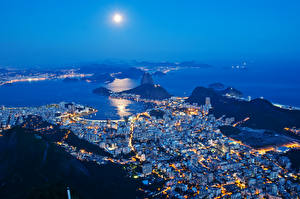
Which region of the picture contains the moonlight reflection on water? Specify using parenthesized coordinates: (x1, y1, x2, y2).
(109, 97, 133, 118)
(107, 78, 139, 118)
(107, 78, 138, 92)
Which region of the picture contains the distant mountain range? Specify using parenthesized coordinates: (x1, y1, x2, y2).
(76, 61, 211, 83)
(208, 82, 225, 90)
(132, 61, 211, 68)
(78, 64, 144, 83)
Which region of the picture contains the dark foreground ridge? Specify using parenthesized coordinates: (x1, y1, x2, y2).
(0, 127, 138, 199)
(187, 86, 300, 134)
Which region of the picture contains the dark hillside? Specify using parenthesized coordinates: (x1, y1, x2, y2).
(0, 127, 138, 199)
(187, 86, 300, 133)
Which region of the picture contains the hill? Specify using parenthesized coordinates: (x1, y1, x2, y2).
(187, 86, 300, 134)
(92, 72, 171, 100)
(0, 127, 138, 199)
(221, 87, 243, 98)
(120, 72, 171, 100)
(208, 82, 225, 90)
(121, 84, 171, 100)
(140, 72, 154, 85)
(92, 86, 112, 96)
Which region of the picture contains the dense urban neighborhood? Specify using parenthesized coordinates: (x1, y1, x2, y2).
(1, 96, 299, 198)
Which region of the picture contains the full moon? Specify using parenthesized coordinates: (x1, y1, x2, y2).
(113, 13, 123, 24)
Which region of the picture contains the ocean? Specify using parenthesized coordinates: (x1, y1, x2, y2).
(0, 78, 144, 120)
(0, 65, 299, 119)
(154, 65, 300, 107)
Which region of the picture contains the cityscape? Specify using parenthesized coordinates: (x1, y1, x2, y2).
(0, 1, 300, 199)
(1, 86, 300, 198)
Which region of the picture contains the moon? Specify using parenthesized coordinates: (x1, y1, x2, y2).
(113, 13, 123, 24)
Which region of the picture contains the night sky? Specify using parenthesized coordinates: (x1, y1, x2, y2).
(0, 0, 300, 65)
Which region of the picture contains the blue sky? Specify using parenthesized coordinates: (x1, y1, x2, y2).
(0, 0, 300, 66)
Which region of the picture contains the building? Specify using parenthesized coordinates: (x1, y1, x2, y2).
(205, 97, 211, 106)
(142, 163, 152, 176)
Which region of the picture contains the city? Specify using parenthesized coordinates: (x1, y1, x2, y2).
(1, 1, 300, 198)
(1, 95, 299, 198)
(0, 68, 92, 86)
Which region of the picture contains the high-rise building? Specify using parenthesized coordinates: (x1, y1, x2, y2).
(248, 96, 252, 101)
(205, 97, 211, 106)
(140, 154, 146, 162)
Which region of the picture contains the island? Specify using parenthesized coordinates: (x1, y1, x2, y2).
(92, 86, 112, 96)
(120, 72, 171, 100)
(92, 72, 171, 100)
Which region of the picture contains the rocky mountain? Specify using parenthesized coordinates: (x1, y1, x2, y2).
(121, 84, 171, 100)
(120, 73, 171, 100)
(140, 72, 154, 85)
